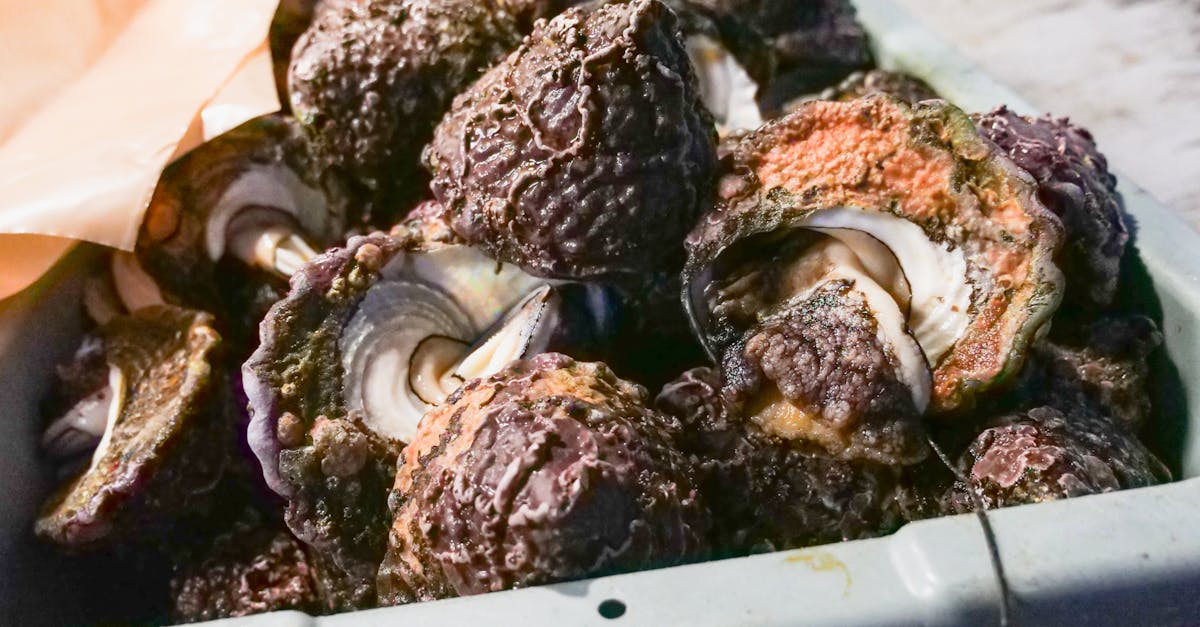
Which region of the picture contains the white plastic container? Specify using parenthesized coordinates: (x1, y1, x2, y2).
(3, 1, 1198, 624)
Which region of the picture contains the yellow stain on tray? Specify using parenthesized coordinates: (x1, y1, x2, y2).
(786, 551, 852, 596)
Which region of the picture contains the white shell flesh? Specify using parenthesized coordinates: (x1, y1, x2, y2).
(88, 366, 126, 471)
(409, 336, 470, 406)
(228, 223, 320, 277)
(824, 261, 932, 414)
(800, 207, 972, 365)
(40, 366, 123, 460)
(340, 281, 473, 443)
(453, 286, 556, 383)
(686, 35, 764, 134)
(340, 247, 549, 443)
(111, 252, 165, 313)
(204, 165, 326, 263)
(806, 227, 913, 315)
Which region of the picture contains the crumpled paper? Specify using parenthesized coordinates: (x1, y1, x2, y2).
(0, 0, 281, 300)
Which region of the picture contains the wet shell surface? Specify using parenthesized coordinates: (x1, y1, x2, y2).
(656, 367, 904, 554)
(243, 228, 620, 605)
(288, 0, 524, 223)
(378, 354, 708, 604)
(685, 96, 1065, 414)
(426, 0, 718, 280)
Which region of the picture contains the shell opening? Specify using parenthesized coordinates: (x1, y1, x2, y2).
(41, 366, 126, 471)
(409, 336, 470, 406)
(227, 217, 320, 277)
(339, 247, 555, 443)
(205, 165, 327, 277)
(729, 237, 932, 460)
(451, 286, 557, 384)
(768, 237, 931, 413)
(705, 230, 933, 441)
(798, 207, 972, 366)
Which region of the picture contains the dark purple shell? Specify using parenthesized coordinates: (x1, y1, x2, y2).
(687, 0, 873, 106)
(1010, 316, 1162, 432)
(656, 368, 903, 555)
(378, 354, 708, 604)
(288, 0, 523, 223)
(426, 0, 717, 280)
(975, 106, 1127, 309)
(497, 0, 592, 31)
(170, 514, 319, 622)
(947, 406, 1168, 511)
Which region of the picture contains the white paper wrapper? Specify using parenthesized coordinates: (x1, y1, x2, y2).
(0, 0, 281, 300)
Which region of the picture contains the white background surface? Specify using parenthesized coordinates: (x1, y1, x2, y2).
(892, 0, 1200, 226)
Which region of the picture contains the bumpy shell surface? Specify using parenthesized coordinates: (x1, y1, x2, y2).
(947, 406, 1168, 511)
(378, 354, 708, 604)
(1010, 316, 1162, 432)
(170, 514, 319, 623)
(242, 232, 404, 608)
(686, 96, 1065, 413)
(36, 307, 228, 549)
(288, 0, 523, 222)
(426, 0, 718, 280)
(975, 107, 1127, 310)
(656, 368, 903, 555)
(497, 0, 592, 31)
(136, 115, 339, 336)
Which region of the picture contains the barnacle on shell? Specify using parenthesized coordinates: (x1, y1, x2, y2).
(426, 0, 718, 280)
(378, 354, 708, 604)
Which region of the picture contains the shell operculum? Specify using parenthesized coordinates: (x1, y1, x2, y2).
(754, 235, 932, 414)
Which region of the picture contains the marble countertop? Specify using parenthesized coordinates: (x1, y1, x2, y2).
(892, 0, 1200, 227)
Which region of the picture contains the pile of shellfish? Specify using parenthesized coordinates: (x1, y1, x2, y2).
(34, 0, 1172, 621)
